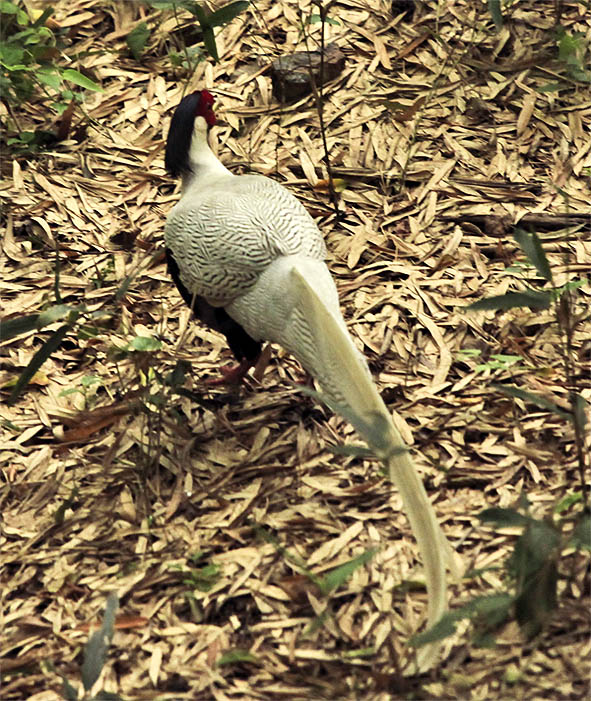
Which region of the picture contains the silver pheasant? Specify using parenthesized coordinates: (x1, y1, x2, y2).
(164, 90, 459, 670)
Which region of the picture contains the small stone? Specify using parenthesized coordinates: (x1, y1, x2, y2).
(271, 43, 345, 101)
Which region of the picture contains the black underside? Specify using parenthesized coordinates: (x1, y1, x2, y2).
(165, 248, 261, 362)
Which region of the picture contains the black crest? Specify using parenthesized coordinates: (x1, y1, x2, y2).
(164, 92, 201, 178)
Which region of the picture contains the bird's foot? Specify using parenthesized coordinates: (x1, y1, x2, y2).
(204, 346, 271, 387)
(204, 358, 255, 387)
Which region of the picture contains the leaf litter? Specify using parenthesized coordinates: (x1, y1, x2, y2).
(0, 0, 590, 699)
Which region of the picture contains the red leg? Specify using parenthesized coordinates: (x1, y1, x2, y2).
(204, 345, 272, 387)
(204, 357, 256, 386)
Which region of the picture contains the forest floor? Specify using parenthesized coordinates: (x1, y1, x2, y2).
(1, 1, 590, 699)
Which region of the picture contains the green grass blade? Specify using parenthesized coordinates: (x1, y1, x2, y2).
(513, 229, 553, 283)
(488, 0, 503, 29)
(492, 383, 572, 420)
(479, 507, 531, 527)
(81, 593, 119, 691)
(9, 323, 71, 402)
(467, 290, 551, 311)
(0, 314, 41, 342)
(319, 548, 377, 594)
(127, 22, 150, 61)
(208, 1, 249, 27)
(61, 68, 104, 92)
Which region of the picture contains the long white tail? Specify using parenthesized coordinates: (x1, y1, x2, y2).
(291, 267, 459, 671)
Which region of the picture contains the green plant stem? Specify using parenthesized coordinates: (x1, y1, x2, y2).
(53, 239, 62, 304)
(302, 2, 340, 220)
(172, 2, 196, 92)
(557, 288, 588, 504)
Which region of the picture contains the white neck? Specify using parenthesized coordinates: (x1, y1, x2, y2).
(182, 116, 233, 191)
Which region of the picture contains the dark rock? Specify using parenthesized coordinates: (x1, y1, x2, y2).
(271, 43, 345, 101)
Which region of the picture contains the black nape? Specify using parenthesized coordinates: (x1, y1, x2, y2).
(164, 92, 201, 178)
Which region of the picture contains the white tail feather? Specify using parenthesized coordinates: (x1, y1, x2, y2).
(291, 267, 459, 671)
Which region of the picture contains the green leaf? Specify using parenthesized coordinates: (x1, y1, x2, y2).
(514, 556, 558, 637)
(192, 3, 209, 25)
(475, 354, 523, 372)
(54, 486, 79, 525)
(145, 0, 181, 9)
(129, 335, 161, 351)
(0, 44, 25, 66)
(36, 69, 61, 90)
(492, 383, 572, 420)
(513, 229, 553, 283)
(10, 323, 72, 401)
(218, 649, 258, 666)
(456, 348, 482, 358)
(304, 608, 331, 636)
(165, 359, 191, 388)
(168, 50, 183, 67)
(59, 387, 80, 397)
(472, 592, 515, 620)
(573, 393, 588, 432)
(127, 22, 150, 61)
(77, 325, 100, 340)
(185, 562, 220, 592)
(61, 676, 79, 701)
(410, 594, 513, 647)
(508, 520, 560, 585)
(308, 13, 340, 26)
(571, 514, 591, 550)
(0, 314, 40, 341)
(31, 6, 53, 28)
(201, 25, 218, 61)
(488, 0, 503, 29)
(81, 593, 119, 691)
(208, 1, 249, 27)
(319, 548, 377, 595)
(554, 491, 583, 513)
(568, 66, 591, 83)
(341, 647, 375, 659)
(327, 444, 373, 458)
(0, 1, 20, 14)
(467, 290, 551, 311)
(479, 508, 531, 528)
(38, 304, 77, 327)
(61, 68, 103, 92)
(554, 278, 588, 297)
(538, 82, 563, 93)
(558, 31, 579, 61)
(7, 131, 36, 146)
(473, 631, 498, 648)
(1, 305, 80, 342)
(81, 375, 102, 388)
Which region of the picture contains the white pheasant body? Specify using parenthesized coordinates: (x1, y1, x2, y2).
(166, 174, 326, 307)
(164, 91, 459, 671)
(166, 170, 365, 405)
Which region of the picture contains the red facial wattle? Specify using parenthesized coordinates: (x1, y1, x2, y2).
(196, 89, 216, 126)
